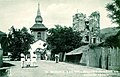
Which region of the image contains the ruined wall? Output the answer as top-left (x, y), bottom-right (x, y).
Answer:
top-left (72, 11), bottom-right (100, 44)
top-left (72, 13), bottom-right (86, 32)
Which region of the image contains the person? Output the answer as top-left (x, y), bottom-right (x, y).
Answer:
top-left (55, 54), bottom-right (59, 63)
top-left (45, 54), bottom-right (48, 60)
top-left (20, 53), bottom-right (25, 68)
top-left (26, 53), bottom-right (31, 67)
top-left (8, 52), bottom-right (12, 60)
top-left (31, 52), bottom-right (37, 66)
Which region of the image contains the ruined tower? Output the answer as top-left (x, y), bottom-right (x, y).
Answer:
top-left (72, 11), bottom-right (100, 44)
top-left (72, 12), bottom-right (86, 32)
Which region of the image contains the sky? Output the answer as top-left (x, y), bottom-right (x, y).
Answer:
top-left (0, 0), bottom-right (117, 33)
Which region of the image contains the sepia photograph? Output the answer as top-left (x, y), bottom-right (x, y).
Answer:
top-left (0, 0), bottom-right (120, 77)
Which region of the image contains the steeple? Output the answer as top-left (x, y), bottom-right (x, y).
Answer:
top-left (35, 3), bottom-right (43, 24)
top-left (30, 3), bottom-right (48, 41)
top-left (37, 3), bottom-right (41, 16)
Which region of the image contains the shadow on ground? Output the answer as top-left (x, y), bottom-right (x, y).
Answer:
top-left (2, 62), bottom-right (15, 67)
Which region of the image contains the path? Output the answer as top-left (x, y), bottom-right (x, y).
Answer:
top-left (4, 60), bottom-right (120, 77)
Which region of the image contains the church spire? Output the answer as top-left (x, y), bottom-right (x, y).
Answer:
top-left (35, 3), bottom-right (43, 24)
top-left (37, 3), bottom-right (41, 16)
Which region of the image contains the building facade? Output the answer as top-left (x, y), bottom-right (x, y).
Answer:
top-left (30, 3), bottom-right (48, 41)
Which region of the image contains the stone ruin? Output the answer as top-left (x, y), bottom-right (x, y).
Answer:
top-left (72, 11), bottom-right (101, 44)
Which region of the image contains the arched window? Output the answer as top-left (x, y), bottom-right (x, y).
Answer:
top-left (37, 32), bottom-right (41, 39)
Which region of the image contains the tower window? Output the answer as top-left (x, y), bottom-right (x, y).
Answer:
top-left (92, 27), bottom-right (93, 32)
top-left (37, 32), bottom-right (41, 39)
top-left (85, 36), bottom-right (89, 41)
top-left (93, 38), bottom-right (96, 43)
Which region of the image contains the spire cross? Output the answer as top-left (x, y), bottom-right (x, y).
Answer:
top-left (37, 3), bottom-right (41, 16)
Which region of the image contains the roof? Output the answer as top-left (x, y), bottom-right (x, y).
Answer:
top-left (30, 23), bottom-right (48, 30)
top-left (66, 45), bottom-right (89, 55)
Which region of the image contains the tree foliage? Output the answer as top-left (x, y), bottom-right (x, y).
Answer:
top-left (46, 25), bottom-right (83, 54)
top-left (0, 31), bottom-right (7, 55)
top-left (106, 0), bottom-right (120, 26)
top-left (7, 26), bottom-right (34, 60)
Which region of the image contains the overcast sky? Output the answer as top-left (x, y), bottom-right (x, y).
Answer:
top-left (0, 0), bottom-right (116, 33)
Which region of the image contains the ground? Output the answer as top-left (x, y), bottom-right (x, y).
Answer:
top-left (3, 60), bottom-right (120, 77)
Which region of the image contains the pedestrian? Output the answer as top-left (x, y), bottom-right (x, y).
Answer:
top-left (31, 52), bottom-right (37, 66)
top-left (45, 54), bottom-right (48, 60)
top-left (20, 53), bottom-right (25, 68)
top-left (55, 54), bottom-right (59, 63)
top-left (26, 53), bottom-right (31, 67)
top-left (8, 52), bottom-right (12, 61)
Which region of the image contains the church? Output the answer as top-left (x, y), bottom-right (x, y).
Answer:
top-left (29, 3), bottom-right (48, 60)
top-left (30, 3), bottom-right (48, 42)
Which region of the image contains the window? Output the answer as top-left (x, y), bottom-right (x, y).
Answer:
top-left (93, 38), bottom-right (96, 43)
top-left (86, 36), bottom-right (89, 41)
top-left (37, 32), bottom-right (41, 39)
top-left (92, 27), bottom-right (93, 32)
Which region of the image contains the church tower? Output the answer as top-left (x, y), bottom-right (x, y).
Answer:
top-left (30, 3), bottom-right (48, 41)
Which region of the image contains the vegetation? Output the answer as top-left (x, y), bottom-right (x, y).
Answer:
top-left (0, 31), bottom-right (7, 55)
top-left (106, 0), bottom-right (120, 26)
top-left (47, 25), bottom-right (83, 55)
top-left (7, 26), bottom-right (34, 60)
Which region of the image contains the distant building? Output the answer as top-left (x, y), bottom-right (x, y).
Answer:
top-left (30, 3), bottom-right (48, 41)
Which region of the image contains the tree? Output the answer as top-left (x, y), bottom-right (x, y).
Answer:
top-left (106, 0), bottom-right (120, 26)
top-left (7, 26), bottom-right (34, 60)
top-left (0, 31), bottom-right (8, 56)
top-left (21, 27), bottom-right (34, 54)
top-left (46, 25), bottom-right (83, 60)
